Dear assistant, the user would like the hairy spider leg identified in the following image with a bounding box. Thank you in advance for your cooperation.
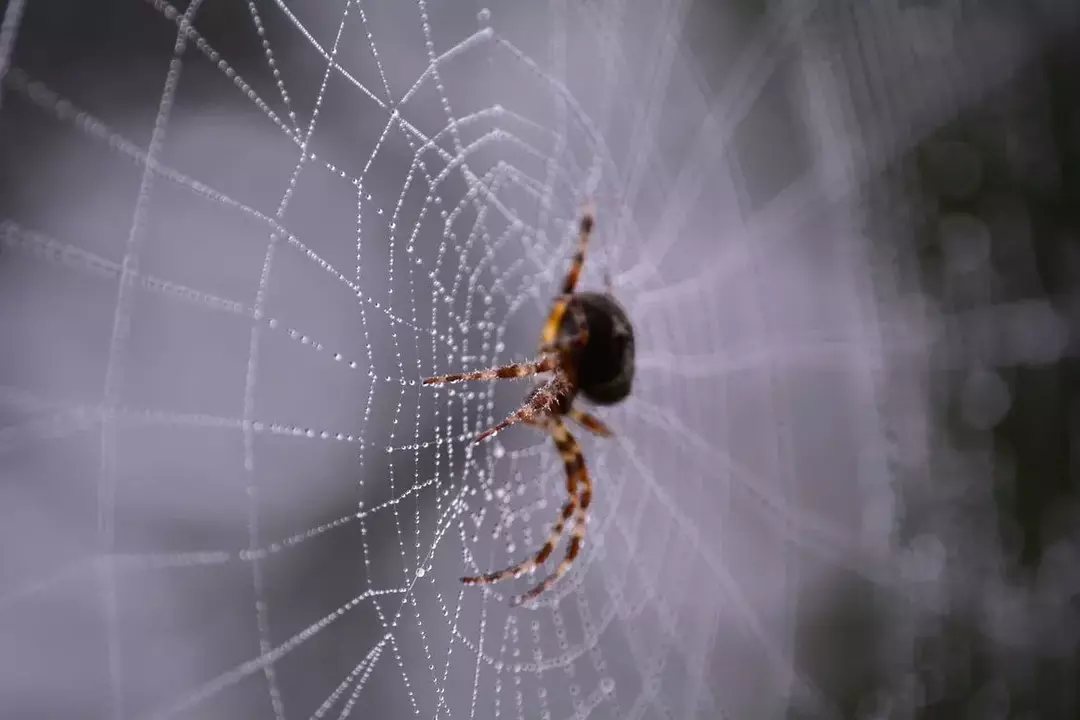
[510,420,592,607]
[563,206,594,295]
[461,418,578,590]
[540,207,595,347]
[474,373,571,443]
[422,354,558,386]
[568,408,613,437]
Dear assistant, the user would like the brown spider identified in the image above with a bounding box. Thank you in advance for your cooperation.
[422,206,635,606]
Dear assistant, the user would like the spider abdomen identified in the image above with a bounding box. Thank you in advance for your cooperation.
[563,292,635,405]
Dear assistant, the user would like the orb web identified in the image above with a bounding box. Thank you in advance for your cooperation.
[1,1,1075,719]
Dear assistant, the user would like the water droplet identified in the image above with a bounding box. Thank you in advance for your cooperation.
[478,8,491,23]
[416,567,426,578]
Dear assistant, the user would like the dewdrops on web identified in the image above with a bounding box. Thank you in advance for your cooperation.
[254,421,358,443]
[553,610,569,649]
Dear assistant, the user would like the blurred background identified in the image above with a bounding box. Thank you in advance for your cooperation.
[1,0,1078,718]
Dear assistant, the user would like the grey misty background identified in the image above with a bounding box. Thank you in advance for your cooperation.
[1,1,1079,719]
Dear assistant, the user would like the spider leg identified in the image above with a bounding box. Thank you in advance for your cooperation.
[423,355,558,386]
[461,422,578,587]
[540,296,571,350]
[540,207,595,347]
[538,298,588,355]
[567,408,613,437]
[510,420,592,607]
[562,205,594,296]
[474,374,570,443]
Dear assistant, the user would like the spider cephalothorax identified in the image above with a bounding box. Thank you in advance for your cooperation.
[422,207,634,606]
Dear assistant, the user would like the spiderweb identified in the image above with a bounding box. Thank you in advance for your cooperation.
[2,1,1077,719]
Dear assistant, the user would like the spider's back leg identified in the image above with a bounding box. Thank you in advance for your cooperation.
[510,419,592,606]
[461,418,579,587]
[568,407,613,437]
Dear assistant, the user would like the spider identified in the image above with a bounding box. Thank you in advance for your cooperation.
[422,206,635,607]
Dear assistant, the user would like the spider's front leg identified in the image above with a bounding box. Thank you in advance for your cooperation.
[562,205,594,296]
[474,373,571,443]
[540,207,595,348]
[422,354,558,386]
[539,297,589,355]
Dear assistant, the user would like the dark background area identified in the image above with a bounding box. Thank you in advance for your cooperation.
[1,1,1077,718]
